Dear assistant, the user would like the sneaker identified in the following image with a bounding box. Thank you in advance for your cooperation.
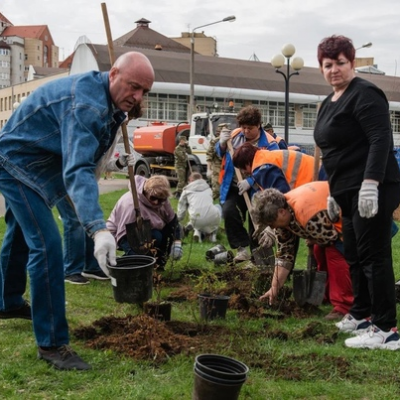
[209,232,217,243]
[335,313,372,333]
[193,229,202,243]
[324,310,346,321]
[81,270,110,280]
[64,274,89,285]
[183,223,193,237]
[38,344,92,370]
[344,325,400,350]
[0,300,32,320]
[234,246,251,262]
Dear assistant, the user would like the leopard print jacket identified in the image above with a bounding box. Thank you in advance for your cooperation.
[275,208,340,270]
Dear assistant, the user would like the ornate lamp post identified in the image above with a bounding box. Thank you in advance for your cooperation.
[271,44,304,143]
[189,15,236,118]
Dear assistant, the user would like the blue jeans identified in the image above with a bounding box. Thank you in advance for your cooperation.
[56,197,101,276]
[0,168,69,347]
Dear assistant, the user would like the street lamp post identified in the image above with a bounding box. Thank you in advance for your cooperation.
[356,42,372,51]
[271,44,304,143]
[189,15,236,118]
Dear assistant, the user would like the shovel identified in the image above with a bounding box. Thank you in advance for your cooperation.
[293,245,327,306]
[226,139,274,266]
[101,3,153,254]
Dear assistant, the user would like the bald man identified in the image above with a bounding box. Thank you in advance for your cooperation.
[0,52,154,370]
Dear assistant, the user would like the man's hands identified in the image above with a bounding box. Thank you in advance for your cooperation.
[358,180,379,218]
[219,128,231,145]
[237,179,251,195]
[93,230,116,276]
[327,196,340,223]
[118,153,135,167]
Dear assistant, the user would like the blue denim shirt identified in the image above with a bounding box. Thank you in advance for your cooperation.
[0,71,126,236]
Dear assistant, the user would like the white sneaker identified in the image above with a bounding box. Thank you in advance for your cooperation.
[234,246,251,262]
[209,232,217,243]
[193,229,202,243]
[345,325,400,350]
[335,314,372,333]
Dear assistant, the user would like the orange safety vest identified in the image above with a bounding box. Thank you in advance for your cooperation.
[284,181,342,233]
[218,128,276,184]
[252,149,314,189]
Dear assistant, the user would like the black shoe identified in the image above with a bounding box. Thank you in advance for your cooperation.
[0,300,32,320]
[174,192,181,199]
[81,270,110,280]
[64,274,89,285]
[38,344,92,370]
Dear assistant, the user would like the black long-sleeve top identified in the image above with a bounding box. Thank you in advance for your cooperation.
[314,77,400,197]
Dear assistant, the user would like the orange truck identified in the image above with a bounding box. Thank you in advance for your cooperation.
[132,121,204,182]
[132,111,238,182]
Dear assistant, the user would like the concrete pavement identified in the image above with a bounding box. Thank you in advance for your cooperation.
[0,178,129,217]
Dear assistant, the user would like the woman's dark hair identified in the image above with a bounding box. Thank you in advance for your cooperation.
[317,35,355,66]
[232,142,258,170]
[236,105,262,127]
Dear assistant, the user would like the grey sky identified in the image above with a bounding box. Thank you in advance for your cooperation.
[2,0,400,76]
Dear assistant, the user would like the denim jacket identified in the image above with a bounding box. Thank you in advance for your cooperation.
[0,71,126,236]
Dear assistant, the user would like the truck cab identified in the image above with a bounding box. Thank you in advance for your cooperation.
[188,111,238,165]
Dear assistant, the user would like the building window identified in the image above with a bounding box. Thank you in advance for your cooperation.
[302,104,318,129]
[44,45,48,64]
[144,93,187,122]
[25,54,28,60]
[391,111,400,134]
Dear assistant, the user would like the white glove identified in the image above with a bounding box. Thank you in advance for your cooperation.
[358,180,379,218]
[93,230,116,276]
[118,153,135,167]
[219,128,231,145]
[237,179,251,195]
[327,196,341,223]
[206,168,212,178]
[170,240,183,260]
[258,227,276,248]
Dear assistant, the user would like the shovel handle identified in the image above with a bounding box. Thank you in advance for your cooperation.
[101,2,142,220]
[226,139,258,230]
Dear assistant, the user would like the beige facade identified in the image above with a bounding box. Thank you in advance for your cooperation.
[0,71,68,128]
[171,32,217,56]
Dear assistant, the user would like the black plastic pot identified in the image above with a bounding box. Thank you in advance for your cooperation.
[198,294,230,320]
[205,244,226,261]
[213,251,234,266]
[193,354,249,400]
[108,255,155,304]
[144,301,172,321]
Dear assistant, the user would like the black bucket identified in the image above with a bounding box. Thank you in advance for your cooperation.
[205,244,226,261]
[108,255,155,304]
[198,294,230,320]
[193,354,249,400]
[213,251,234,266]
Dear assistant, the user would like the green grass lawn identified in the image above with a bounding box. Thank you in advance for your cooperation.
[1,190,400,399]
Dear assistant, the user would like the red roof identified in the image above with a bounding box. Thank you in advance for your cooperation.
[3,25,47,39]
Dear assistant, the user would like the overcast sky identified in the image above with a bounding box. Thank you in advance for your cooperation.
[2,0,400,77]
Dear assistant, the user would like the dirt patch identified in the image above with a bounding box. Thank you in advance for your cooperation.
[73,314,230,364]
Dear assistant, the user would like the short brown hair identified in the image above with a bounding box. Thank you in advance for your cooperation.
[144,175,171,199]
[317,35,355,66]
[236,105,262,127]
[251,188,287,226]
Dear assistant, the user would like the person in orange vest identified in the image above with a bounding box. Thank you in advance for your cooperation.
[232,142,315,191]
[263,123,300,151]
[251,181,353,321]
[216,105,279,262]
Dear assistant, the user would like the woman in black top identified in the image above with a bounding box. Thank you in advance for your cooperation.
[314,35,400,350]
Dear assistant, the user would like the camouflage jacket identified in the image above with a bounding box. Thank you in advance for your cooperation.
[174,144,192,166]
[206,138,221,167]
